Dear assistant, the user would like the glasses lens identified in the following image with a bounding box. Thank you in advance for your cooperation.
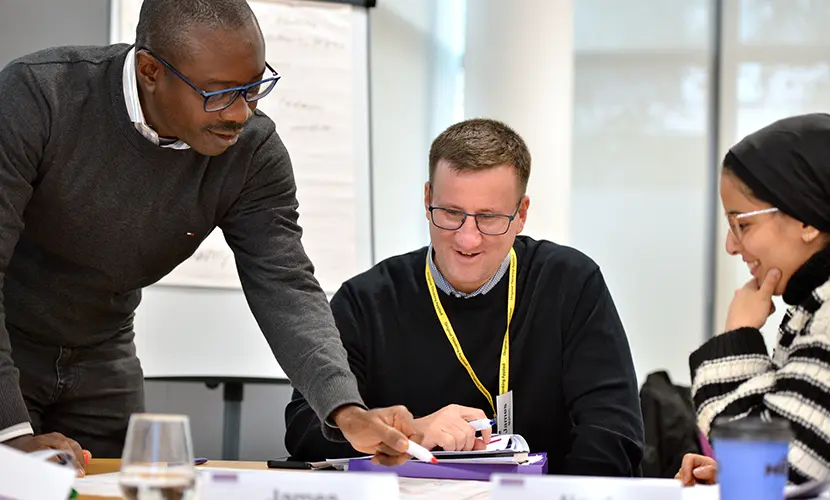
[432,208,465,230]
[477,215,511,235]
[245,79,277,102]
[205,91,240,112]
[727,215,742,241]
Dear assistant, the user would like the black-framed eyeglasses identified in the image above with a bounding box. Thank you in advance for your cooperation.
[138,47,280,113]
[428,202,521,236]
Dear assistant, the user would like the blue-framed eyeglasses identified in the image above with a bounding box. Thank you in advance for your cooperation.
[138,47,280,113]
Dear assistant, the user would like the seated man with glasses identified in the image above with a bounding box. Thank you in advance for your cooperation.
[0,0,419,473]
[284,118,645,477]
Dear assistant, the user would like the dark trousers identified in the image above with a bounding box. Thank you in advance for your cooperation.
[9,328,145,458]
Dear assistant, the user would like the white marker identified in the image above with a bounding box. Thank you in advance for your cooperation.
[467,419,496,431]
[406,440,438,464]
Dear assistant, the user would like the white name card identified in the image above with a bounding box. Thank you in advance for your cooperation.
[491,474,683,500]
[0,445,76,500]
[199,469,400,500]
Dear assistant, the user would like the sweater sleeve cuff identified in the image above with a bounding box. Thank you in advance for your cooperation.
[306,374,366,443]
[0,373,32,432]
[690,327,768,377]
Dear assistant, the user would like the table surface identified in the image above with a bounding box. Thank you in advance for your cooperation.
[77,459,726,500]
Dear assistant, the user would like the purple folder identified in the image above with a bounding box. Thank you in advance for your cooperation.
[347,453,548,481]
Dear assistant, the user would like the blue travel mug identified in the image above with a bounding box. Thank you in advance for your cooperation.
[711,417,792,500]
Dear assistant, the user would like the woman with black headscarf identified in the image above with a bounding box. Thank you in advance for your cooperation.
[677,113,830,486]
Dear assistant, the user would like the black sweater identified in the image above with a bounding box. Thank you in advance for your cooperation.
[285,236,644,476]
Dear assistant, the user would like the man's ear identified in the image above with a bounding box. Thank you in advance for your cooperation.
[423,182,431,222]
[514,195,530,234]
[135,50,163,92]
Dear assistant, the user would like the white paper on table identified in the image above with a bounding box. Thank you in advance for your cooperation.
[0,445,76,500]
[73,471,122,497]
[681,484,719,500]
[398,477,490,500]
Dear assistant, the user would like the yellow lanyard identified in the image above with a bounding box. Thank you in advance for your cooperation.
[425,248,517,417]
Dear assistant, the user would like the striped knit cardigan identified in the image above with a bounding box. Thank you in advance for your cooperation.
[690,249,830,485]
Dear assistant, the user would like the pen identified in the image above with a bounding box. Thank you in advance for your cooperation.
[467,418,496,431]
[406,440,438,464]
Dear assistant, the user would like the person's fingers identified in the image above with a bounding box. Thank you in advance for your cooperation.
[678,454,699,486]
[41,433,85,473]
[419,432,438,451]
[456,405,488,421]
[693,464,717,484]
[760,268,781,298]
[480,425,493,444]
[678,454,716,486]
[450,420,476,451]
[373,442,410,467]
[436,429,460,451]
[65,438,86,473]
[376,443,403,457]
[374,452,410,467]
[454,406,494,444]
[372,419,409,454]
[473,438,487,451]
[381,406,417,451]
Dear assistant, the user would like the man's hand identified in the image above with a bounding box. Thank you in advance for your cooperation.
[332,405,421,466]
[4,433,88,476]
[724,268,780,332]
[413,404,491,451]
[675,453,718,486]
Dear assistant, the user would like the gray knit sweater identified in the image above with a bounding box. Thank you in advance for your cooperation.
[0,43,362,434]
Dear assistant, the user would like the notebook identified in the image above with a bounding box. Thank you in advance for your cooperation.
[346,452,547,480]
[344,434,546,480]
[429,434,531,464]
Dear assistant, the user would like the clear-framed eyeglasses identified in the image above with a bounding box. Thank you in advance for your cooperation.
[428,202,521,236]
[726,207,779,241]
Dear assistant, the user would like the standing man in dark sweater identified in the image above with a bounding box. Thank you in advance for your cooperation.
[285,118,645,476]
[0,0,420,472]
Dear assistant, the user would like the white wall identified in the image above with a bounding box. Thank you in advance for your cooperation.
[464,0,573,244]
[369,0,465,262]
[569,0,714,386]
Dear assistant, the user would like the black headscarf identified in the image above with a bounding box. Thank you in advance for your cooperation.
[725,112,830,233]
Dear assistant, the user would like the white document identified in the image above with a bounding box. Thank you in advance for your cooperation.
[0,445,76,500]
[681,484,719,500]
[491,474,683,500]
[74,471,122,497]
[398,477,490,500]
[484,433,529,452]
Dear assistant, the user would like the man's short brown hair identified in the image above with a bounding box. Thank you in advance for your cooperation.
[428,118,531,194]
